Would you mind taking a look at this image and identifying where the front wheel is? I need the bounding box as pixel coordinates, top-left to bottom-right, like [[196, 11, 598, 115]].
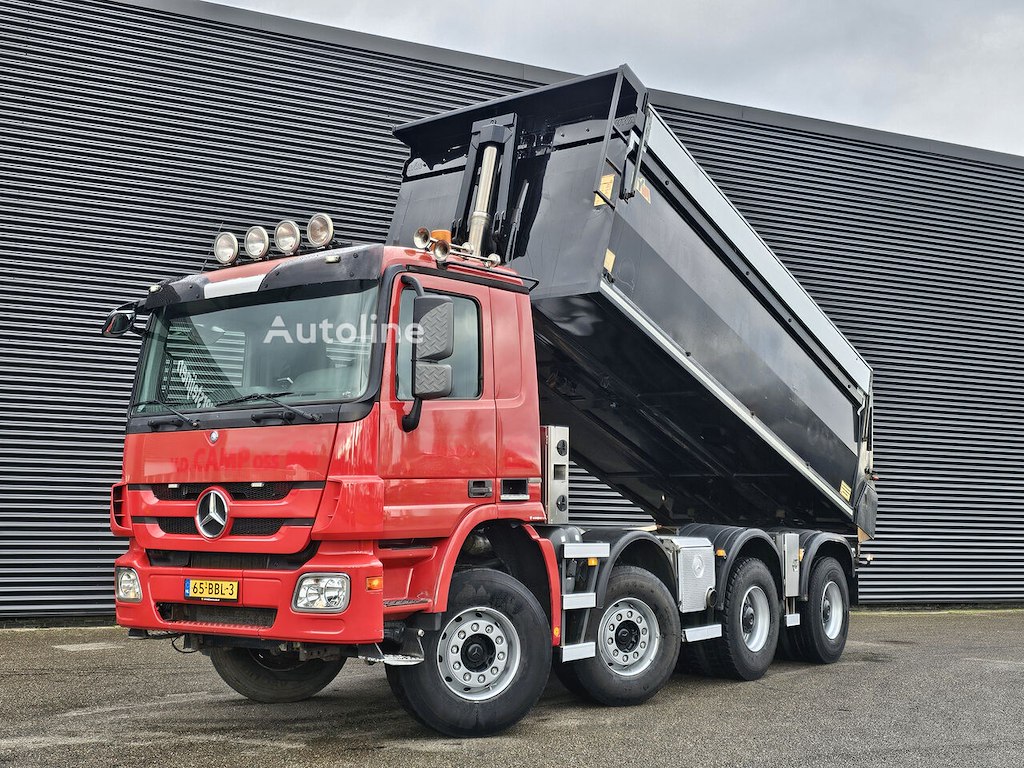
[[564, 566, 680, 706], [385, 568, 550, 737], [209, 647, 344, 703]]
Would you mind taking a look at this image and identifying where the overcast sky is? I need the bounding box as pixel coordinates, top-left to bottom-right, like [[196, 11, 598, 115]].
[[216, 0, 1024, 157]]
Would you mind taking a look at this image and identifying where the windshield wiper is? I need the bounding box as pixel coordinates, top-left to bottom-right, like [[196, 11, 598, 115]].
[[134, 399, 201, 428], [215, 391, 321, 422]]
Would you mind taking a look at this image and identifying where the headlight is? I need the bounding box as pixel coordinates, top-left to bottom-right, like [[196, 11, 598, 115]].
[[213, 232, 239, 265], [274, 220, 301, 255], [244, 226, 270, 260], [115, 567, 142, 603], [293, 573, 350, 613], [306, 213, 334, 248]]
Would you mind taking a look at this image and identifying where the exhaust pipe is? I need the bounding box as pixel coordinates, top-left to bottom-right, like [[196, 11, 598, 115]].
[[467, 143, 499, 256]]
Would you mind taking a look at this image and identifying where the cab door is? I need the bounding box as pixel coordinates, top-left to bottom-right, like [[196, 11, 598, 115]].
[[378, 272, 496, 538]]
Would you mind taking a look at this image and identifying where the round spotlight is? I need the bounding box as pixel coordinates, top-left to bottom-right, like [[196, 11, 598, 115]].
[[274, 220, 301, 255], [244, 226, 270, 260], [213, 232, 239, 265], [412, 227, 432, 250], [306, 213, 335, 248]]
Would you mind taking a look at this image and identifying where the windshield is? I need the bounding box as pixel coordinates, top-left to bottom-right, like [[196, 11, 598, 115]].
[[133, 281, 379, 415]]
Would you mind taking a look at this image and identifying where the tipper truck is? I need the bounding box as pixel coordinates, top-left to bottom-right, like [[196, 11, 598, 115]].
[[103, 66, 877, 736]]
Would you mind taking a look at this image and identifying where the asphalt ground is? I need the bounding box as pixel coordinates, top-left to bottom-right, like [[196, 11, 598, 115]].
[[0, 609, 1020, 768]]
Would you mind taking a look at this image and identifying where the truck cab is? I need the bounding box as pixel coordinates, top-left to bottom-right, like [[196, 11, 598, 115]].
[[111, 243, 555, 645]]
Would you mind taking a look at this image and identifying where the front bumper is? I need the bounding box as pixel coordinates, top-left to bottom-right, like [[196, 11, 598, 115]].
[[114, 541, 385, 644]]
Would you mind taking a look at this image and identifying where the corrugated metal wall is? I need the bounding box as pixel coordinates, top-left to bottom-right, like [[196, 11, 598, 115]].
[[0, 0, 538, 616], [2, 0, 1022, 616]]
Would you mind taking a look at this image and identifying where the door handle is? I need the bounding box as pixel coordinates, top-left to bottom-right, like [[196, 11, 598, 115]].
[[468, 479, 493, 498]]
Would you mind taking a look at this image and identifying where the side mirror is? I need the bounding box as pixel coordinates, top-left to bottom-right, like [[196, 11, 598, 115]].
[[403, 292, 455, 431], [102, 304, 138, 337], [411, 295, 454, 400], [413, 361, 452, 400], [412, 295, 455, 363]]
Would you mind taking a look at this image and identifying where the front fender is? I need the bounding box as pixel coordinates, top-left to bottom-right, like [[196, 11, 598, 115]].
[[430, 504, 497, 612]]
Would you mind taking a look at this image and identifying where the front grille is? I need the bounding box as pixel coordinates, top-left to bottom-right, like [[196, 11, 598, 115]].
[[157, 602, 277, 628], [230, 518, 285, 536], [156, 517, 198, 535], [147, 543, 318, 570], [141, 517, 313, 537], [191, 552, 277, 570], [141, 481, 320, 502], [224, 482, 294, 501]]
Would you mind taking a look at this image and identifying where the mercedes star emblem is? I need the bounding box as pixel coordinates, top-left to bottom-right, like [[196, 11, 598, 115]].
[[195, 488, 230, 539]]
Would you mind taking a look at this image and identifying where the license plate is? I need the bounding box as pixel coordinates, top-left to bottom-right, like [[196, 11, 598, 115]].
[[184, 578, 239, 602]]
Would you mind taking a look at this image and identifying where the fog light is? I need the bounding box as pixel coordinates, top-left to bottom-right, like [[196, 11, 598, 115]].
[[274, 220, 301, 255], [293, 573, 350, 613], [115, 567, 142, 603]]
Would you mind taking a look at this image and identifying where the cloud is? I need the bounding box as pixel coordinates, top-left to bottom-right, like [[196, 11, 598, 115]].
[[214, 0, 1024, 155]]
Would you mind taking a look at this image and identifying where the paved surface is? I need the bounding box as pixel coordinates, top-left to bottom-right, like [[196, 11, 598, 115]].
[[0, 610, 1021, 767]]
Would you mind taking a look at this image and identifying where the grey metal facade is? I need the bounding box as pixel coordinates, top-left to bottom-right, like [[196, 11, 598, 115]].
[[2, 0, 1022, 616]]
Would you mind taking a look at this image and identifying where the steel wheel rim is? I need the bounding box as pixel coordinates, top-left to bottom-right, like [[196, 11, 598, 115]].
[[821, 580, 844, 640], [598, 597, 661, 677], [740, 585, 770, 652], [437, 606, 521, 702]]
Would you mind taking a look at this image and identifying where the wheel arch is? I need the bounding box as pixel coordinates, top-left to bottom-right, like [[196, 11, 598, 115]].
[[443, 519, 560, 644], [582, 529, 676, 609], [799, 533, 855, 603], [677, 523, 783, 610], [432, 504, 497, 612]]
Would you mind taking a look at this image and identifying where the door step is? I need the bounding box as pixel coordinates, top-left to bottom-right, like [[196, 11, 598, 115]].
[[560, 641, 596, 662], [682, 623, 723, 643]]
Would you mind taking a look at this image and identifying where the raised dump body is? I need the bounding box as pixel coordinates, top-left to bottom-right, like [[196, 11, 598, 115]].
[[387, 66, 877, 537]]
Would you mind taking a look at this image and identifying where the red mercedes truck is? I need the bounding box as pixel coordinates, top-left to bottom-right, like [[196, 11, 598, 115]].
[[103, 67, 877, 736]]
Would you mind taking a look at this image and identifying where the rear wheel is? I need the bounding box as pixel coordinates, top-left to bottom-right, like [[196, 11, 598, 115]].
[[705, 557, 779, 680], [385, 568, 550, 737], [792, 556, 849, 663], [209, 647, 344, 703], [565, 566, 680, 706]]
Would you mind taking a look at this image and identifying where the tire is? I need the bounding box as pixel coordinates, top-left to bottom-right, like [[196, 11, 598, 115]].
[[209, 647, 344, 703], [567, 566, 680, 706], [705, 557, 779, 681], [792, 556, 849, 664], [385, 568, 550, 737]]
